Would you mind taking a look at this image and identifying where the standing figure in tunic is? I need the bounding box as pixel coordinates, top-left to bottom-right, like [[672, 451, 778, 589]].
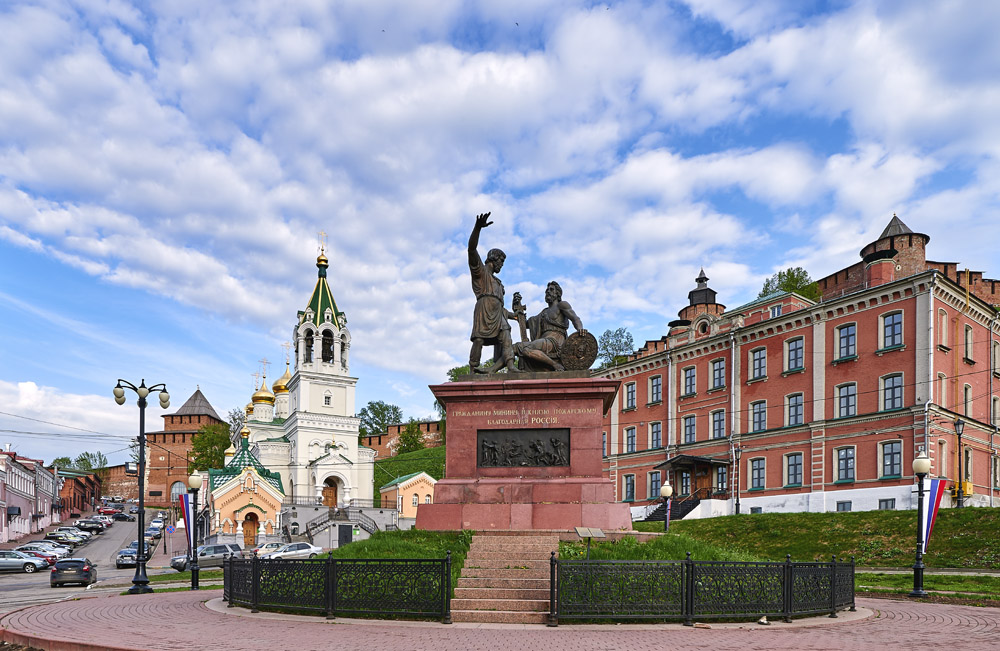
[[468, 213, 519, 373], [513, 281, 587, 371]]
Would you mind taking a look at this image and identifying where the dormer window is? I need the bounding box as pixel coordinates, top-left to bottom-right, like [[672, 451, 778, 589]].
[[770, 305, 782, 318]]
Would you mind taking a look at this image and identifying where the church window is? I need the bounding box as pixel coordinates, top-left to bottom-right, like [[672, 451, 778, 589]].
[[322, 329, 335, 363], [324, 395, 331, 406], [425, 495, 432, 504], [304, 329, 314, 363], [412, 494, 419, 507]]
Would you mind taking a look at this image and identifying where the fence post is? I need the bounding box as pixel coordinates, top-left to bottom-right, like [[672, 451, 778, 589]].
[[683, 551, 694, 627], [783, 553, 792, 623], [325, 554, 335, 620], [443, 551, 452, 624], [828, 555, 837, 618], [225, 554, 233, 607], [251, 550, 260, 613], [849, 556, 856, 612], [547, 551, 558, 627]]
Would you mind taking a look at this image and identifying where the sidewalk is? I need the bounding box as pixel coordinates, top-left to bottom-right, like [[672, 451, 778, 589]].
[[2, 591, 999, 651]]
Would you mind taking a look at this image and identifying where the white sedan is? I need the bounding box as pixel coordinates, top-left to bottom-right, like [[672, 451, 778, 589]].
[[261, 542, 323, 559]]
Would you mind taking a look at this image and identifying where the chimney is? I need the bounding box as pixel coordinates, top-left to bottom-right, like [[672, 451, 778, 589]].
[[4, 443, 10, 452]]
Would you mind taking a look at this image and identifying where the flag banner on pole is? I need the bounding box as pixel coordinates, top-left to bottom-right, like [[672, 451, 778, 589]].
[[921, 478, 947, 554], [178, 492, 194, 552]]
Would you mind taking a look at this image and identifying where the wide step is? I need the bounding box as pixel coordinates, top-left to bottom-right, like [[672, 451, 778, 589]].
[[452, 598, 548, 612], [457, 577, 548, 589], [451, 610, 550, 624], [454, 587, 549, 600]]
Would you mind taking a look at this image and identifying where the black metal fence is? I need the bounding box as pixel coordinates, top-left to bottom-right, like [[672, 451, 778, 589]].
[[224, 553, 452, 623], [553, 553, 854, 625]]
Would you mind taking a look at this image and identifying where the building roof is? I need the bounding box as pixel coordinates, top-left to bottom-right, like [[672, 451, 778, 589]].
[[379, 471, 428, 491], [728, 290, 790, 314], [170, 388, 222, 421], [208, 436, 283, 493], [878, 214, 914, 239], [299, 254, 346, 329]]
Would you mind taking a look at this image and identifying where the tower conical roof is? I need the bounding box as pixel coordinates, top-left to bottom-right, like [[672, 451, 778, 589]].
[[170, 388, 221, 421], [300, 253, 345, 328], [879, 214, 915, 239]]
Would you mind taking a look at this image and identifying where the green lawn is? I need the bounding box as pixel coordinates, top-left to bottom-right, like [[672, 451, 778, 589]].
[[560, 532, 760, 562], [855, 572, 1000, 599], [329, 528, 472, 591], [372, 446, 446, 496], [633, 507, 1000, 568], [148, 569, 222, 583]]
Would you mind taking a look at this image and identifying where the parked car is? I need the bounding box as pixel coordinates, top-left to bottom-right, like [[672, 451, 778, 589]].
[[252, 542, 285, 556], [126, 540, 151, 556], [149, 518, 164, 530], [261, 542, 324, 560], [50, 558, 97, 587], [19, 550, 57, 566], [97, 506, 120, 515], [144, 526, 162, 540], [93, 515, 114, 527], [0, 550, 48, 573], [54, 526, 93, 541], [112, 512, 136, 521], [129, 505, 139, 513], [74, 519, 105, 534], [45, 531, 83, 547], [25, 541, 72, 555], [116, 548, 137, 569], [17, 543, 69, 559], [170, 543, 243, 572]]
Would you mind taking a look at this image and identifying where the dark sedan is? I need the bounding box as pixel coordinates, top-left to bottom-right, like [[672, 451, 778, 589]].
[[50, 558, 97, 587], [112, 512, 136, 521]]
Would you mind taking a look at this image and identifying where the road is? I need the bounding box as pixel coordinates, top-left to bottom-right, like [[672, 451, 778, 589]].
[[0, 511, 186, 615]]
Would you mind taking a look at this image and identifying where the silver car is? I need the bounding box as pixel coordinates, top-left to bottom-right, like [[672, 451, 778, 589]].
[[0, 550, 48, 573], [17, 543, 70, 559], [261, 542, 323, 559], [170, 543, 244, 572]]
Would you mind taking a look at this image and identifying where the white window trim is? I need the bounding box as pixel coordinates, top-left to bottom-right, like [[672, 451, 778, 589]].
[[938, 372, 948, 407], [836, 382, 857, 418], [750, 400, 767, 432], [648, 421, 662, 449], [938, 309, 948, 347], [715, 465, 728, 491], [648, 471, 661, 499], [749, 347, 767, 380], [625, 382, 636, 409], [682, 366, 697, 395], [836, 322, 858, 359], [649, 375, 663, 403], [938, 439, 947, 478], [710, 409, 725, 439], [785, 393, 804, 427], [682, 414, 697, 443], [622, 474, 636, 501], [834, 445, 857, 482], [993, 397, 1000, 427], [784, 336, 805, 372], [749, 457, 766, 490], [877, 439, 904, 478], [993, 340, 1000, 372], [878, 309, 904, 350], [992, 456, 1000, 489], [964, 446, 973, 483], [964, 324, 974, 360], [625, 426, 636, 453], [964, 383, 972, 417], [710, 357, 726, 389], [783, 451, 804, 487], [879, 373, 905, 411]]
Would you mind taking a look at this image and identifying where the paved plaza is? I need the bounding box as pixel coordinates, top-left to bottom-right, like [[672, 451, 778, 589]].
[[1, 591, 998, 650]]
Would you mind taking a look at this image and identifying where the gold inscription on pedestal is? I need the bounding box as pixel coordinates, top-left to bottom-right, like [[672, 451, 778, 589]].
[[452, 405, 598, 426]]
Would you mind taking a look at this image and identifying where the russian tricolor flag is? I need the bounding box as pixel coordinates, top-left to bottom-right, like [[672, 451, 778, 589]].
[[919, 478, 947, 554], [178, 492, 195, 554]]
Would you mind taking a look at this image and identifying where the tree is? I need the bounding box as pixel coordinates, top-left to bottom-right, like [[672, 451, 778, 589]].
[[597, 327, 635, 368], [189, 423, 232, 471], [73, 451, 108, 471], [358, 400, 403, 439], [51, 456, 72, 469], [396, 418, 426, 455], [758, 267, 820, 301], [227, 407, 246, 444]]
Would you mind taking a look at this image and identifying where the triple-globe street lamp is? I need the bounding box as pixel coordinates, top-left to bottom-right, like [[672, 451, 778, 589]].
[[114, 379, 169, 595], [188, 471, 203, 591], [661, 481, 674, 532]]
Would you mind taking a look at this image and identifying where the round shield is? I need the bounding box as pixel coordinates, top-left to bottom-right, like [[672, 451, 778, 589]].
[[559, 331, 599, 370]]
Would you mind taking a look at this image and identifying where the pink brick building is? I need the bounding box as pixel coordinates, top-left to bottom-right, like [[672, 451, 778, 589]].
[[598, 216, 1000, 519]]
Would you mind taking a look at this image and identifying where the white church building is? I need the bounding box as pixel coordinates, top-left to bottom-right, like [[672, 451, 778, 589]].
[[241, 250, 375, 511]]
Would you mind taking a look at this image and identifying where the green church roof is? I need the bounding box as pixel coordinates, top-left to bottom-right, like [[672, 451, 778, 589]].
[[209, 436, 283, 493], [379, 471, 426, 491], [299, 253, 345, 329]]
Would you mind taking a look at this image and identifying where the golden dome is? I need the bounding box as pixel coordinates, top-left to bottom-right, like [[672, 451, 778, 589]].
[[252, 374, 275, 404], [244, 401, 254, 415], [240, 425, 251, 439], [317, 253, 329, 267], [272, 364, 292, 394], [224, 443, 236, 457]]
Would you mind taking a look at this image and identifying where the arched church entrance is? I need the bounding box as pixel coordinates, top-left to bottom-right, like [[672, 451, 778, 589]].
[[243, 512, 259, 549], [322, 477, 339, 508]]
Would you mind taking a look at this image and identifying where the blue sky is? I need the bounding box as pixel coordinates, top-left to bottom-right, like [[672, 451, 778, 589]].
[[2, 0, 999, 465]]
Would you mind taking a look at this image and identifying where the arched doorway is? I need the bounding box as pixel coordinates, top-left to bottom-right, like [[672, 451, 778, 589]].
[[170, 481, 186, 504], [322, 477, 338, 508], [243, 512, 259, 549]]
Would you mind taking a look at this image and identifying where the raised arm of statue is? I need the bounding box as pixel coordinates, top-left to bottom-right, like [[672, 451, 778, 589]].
[[468, 212, 492, 266]]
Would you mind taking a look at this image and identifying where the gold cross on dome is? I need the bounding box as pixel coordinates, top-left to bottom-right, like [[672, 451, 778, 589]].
[[318, 230, 328, 254], [251, 371, 261, 390], [258, 357, 271, 379]]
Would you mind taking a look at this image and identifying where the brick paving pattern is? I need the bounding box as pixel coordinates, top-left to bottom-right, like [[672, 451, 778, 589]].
[[2, 592, 999, 650]]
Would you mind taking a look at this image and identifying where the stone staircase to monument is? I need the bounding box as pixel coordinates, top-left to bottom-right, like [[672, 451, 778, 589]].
[[451, 532, 559, 624]]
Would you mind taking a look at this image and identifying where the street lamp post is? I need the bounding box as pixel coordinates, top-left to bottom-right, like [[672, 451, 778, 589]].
[[188, 471, 203, 591], [734, 445, 743, 515], [954, 418, 965, 508], [114, 379, 169, 595], [910, 451, 932, 598], [661, 481, 674, 532]]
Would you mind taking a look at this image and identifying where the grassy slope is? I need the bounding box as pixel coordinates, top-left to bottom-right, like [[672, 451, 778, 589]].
[[561, 532, 760, 562], [634, 507, 1000, 568], [372, 446, 446, 495]]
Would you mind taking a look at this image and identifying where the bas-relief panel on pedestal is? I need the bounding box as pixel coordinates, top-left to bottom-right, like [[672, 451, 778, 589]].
[[477, 428, 570, 467]]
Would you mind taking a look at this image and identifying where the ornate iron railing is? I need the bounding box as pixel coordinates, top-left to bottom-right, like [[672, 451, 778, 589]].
[[552, 553, 854, 625], [223, 553, 452, 623]]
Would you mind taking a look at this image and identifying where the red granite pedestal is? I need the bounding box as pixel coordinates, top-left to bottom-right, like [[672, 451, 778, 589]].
[[416, 375, 632, 531]]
